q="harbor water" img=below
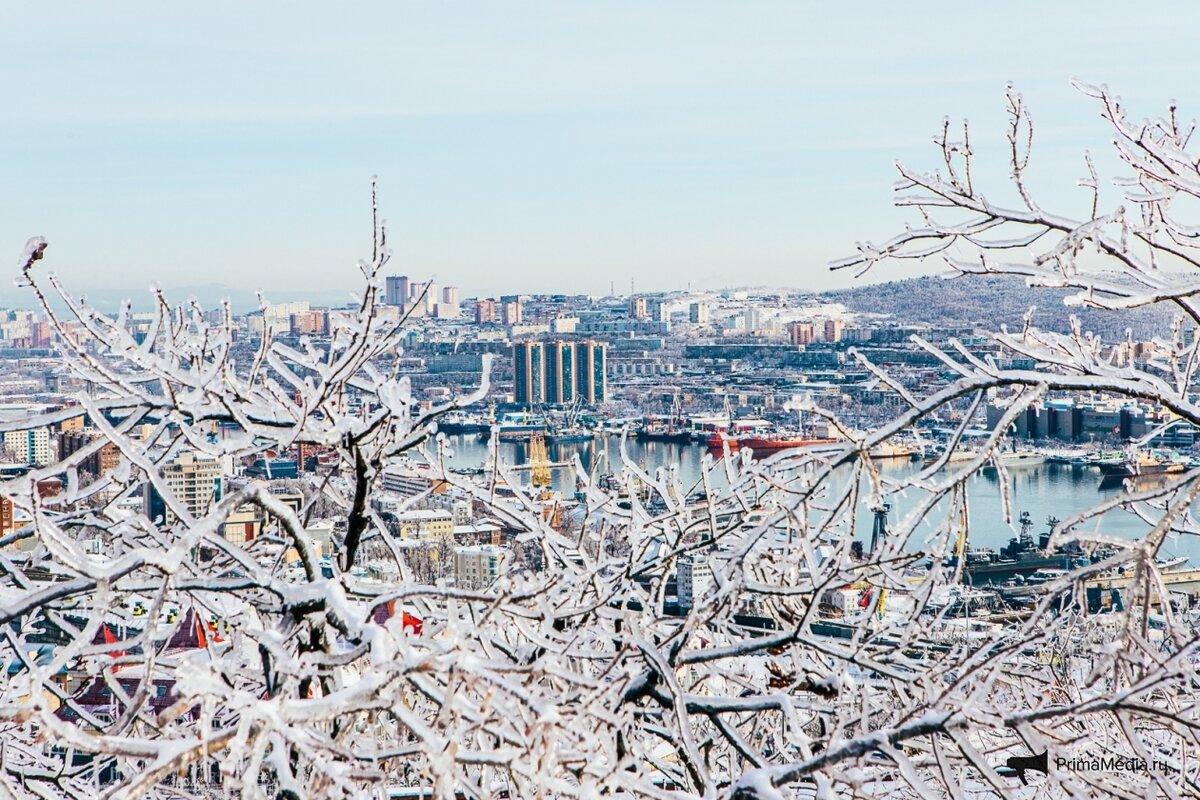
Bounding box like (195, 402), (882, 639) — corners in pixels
(435, 434), (1199, 565)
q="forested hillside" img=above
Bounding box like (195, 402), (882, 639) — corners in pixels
(824, 273), (1177, 338)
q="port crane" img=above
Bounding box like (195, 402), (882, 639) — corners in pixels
(528, 432), (552, 488)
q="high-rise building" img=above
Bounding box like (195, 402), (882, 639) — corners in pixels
(385, 276), (409, 308)
(289, 310), (328, 336)
(824, 319), (844, 343)
(3, 427), (52, 466)
(689, 302), (709, 324)
(574, 340), (607, 405)
(501, 300), (523, 326)
(647, 299), (668, 322)
(143, 451), (224, 526)
(436, 285), (460, 319)
(475, 299), (498, 324)
(545, 341), (576, 405)
(408, 281), (432, 316)
(788, 321), (815, 346)
(677, 553), (713, 610)
(513, 341), (546, 406)
(59, 429), (120, 476)
(628, 297), (648, 320)
(253, 301), (311, 336)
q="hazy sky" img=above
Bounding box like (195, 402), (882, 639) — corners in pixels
(4, 2), (1200, 300)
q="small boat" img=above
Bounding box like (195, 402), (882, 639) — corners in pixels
(870, 441), (923, 460)
(1025, 567), (1068, 586)
(993, 450), (1046, 468)
(546, 427), (593, 445)
(923, 447), (979, 465)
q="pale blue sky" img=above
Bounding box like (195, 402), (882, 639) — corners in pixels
(3, 2), (1199, 299)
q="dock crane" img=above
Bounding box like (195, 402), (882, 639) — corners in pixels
(528, 432), (552, 488)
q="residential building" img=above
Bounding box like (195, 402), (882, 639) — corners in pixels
(0, 496), (11, 537)
(677, 553), (714, 611)
(513, 341), (546, 406)
(289, 310), (327, 336)
(395, 509), (454, 540)
(143, 451), (224, 526)
(3, 427), (52, 466)
(385, 275), (409, 308)
(788, 321), (816, 346)
(824, 319), (845, 343)
(58, 429), (120, 476)
(222, 489), (304, 548)
(574, 340), (608, 405)
(455, 544), (507, 589)
(475, 298), (498, 324)
(380, 469), (448, 497)
(501, 300), (523, 326)
(408, 282), (432, 316)
(544, 340), (576, 405)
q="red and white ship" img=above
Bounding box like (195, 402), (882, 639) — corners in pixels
(705, 431), (838, 452)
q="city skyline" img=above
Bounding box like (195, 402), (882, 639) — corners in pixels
(7, 3), (1200, 298)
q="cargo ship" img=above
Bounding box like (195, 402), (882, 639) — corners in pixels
(435, 413), (491, 435)
(636, 394), (694, 443)
(635, 425), (694, 444)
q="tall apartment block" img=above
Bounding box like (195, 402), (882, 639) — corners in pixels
(512, 339), (607, 406)
(788, 321), (816, 346)
(475, 298), (498, 324)
(143, 451), (224, 526)
(385, 275), (409, 308)
(545, 341), (576, 405)
(501, 300), (523, 326)
(513, 341), (545, 406)
(574, 340), (607, 405)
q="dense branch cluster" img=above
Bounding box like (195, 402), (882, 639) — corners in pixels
(3, 86), (1200, 799)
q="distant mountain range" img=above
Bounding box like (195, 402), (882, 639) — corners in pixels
(822, 273), (1178, 339)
